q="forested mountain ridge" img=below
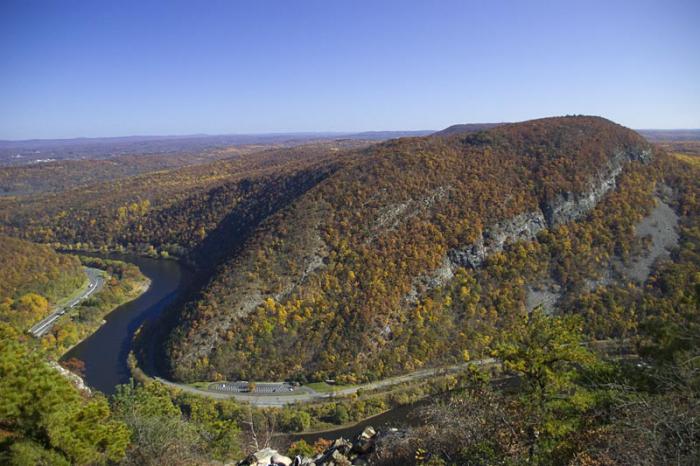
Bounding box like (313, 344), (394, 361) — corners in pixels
(0, 140), (366, 262)
(162, 116), (660, 383)
(432, 122), (505, 136)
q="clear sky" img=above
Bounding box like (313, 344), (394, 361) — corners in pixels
(1, 0), (699, 139)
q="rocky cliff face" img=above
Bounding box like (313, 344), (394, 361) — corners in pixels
(448, 210), (548, 269)
(448, 146), (653, 269)
(541, 148), (651, 226)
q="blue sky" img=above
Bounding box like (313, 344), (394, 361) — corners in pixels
(1, 0), (699, 139)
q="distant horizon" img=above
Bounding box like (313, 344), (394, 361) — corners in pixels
(0, 128), (437, 144)
(2, 124), (700, 144)
(4, 120), (700, 143)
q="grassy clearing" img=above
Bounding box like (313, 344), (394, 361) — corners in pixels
(305, 381), (354, 393)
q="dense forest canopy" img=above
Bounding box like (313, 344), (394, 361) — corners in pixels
(0, 235), (85, 330)
(0, 235), (83, 302)
(0, 140), (370, 262)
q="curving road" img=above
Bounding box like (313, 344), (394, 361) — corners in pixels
(154, 358), (496, 407)
(29, 267), (105, 337)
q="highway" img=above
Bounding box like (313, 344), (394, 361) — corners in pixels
(154, 358), (497, 407)
(29, 267), (105, 337)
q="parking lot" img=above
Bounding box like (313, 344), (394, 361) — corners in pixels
(208, 381), (297, 394)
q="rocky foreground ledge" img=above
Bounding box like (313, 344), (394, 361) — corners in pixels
(237, 426), (389, 466)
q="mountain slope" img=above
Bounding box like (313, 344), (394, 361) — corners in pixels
(0, 235), (83, 303)
(163, 116), (656, 382)
(0, 235), (84, 329)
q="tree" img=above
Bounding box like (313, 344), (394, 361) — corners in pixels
(287, 439), (315, 458)
(495, 308), (596, 462)
(4, 440), (71, 466)
(179, 393), (242, 461)
(112, 381), (202, 466)
(332, 403), (350, 424)
(45, 397), (130, 465)
(0, 323), (129, 465)
(278, 410), (311, 432)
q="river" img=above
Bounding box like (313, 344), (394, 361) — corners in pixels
(62, 253), (194, 395)
(62, 253), (428, 440)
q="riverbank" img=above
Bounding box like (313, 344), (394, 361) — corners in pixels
(42, 255), (150, 358)
(28, 266), (103, 337)
(285, 401), (424, 444)
(56, 242), (186, 262)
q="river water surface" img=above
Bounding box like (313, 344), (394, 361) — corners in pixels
(63, 254), (193, 395)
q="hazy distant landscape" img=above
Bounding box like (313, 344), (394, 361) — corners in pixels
(0, 130), (432, 165)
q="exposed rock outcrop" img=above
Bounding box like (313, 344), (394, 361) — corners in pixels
(238, 427), (381, 466)
(50, 361), (91, 393)
(237, 448), (292, 466)
(525, 284), (561, 315)
(449, 210), (548, 269)
(622, 195), (679, 282)
(407, 144), (653, 305)
(448, 146), (652, 270)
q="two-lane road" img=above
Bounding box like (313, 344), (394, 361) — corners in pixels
(154, 358), (497, 407)
(29, 267), (105, 337)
